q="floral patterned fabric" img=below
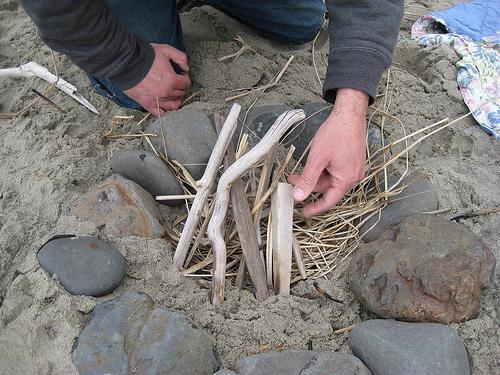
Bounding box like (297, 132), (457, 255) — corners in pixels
(412, 6), (500, 139)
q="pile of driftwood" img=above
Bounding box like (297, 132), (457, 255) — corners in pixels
(161, 97), (471, 305)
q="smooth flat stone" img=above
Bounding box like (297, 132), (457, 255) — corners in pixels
(360, 173), (438, 242)
(71, 174), (164, 238)
(349, 320), (471, 375)
(37, 236), (126, 297)
(349, 215), (496, 323)
(143, 108), (217, 180)
(227, 349), (371, 375)
(72, 290), (219, 375)
(111, 150), (183, 206)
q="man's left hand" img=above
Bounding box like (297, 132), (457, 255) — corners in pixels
(288, 88), (368, 217)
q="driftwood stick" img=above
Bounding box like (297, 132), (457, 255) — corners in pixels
(450, 206), (500, 221)
(253, 147), (277, 246)
(235, 260), (247, 289)
(292, 234), (307, 280)
(271, 183), (294, 296)
(215, 113), (268, 300)
(173, 103), (241, 268)
(208, 110), (306, 304)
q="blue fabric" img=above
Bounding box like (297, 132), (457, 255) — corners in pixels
(90, 0), (326, 110)
(429, 0), (500, 41)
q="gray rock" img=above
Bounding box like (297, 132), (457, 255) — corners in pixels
(213, 370), (238, 375)
(111, 150), (183, 206)
(360, 173), (438, 242)
(71, 174), (164, 238)
(349, 215), (496, 323)
(238, 104), (292, 148)
(73, 290), (219, 375)
(288, 101), (330, 157)
(37, 236), (126, 297)
(227, 349), (371, 375)
(143, 108), (217, 180)
(349, 319), (471, 375)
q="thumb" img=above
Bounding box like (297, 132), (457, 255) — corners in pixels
(290, 156), (325, 202)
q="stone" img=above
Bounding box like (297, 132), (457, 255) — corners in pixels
(111, 149), (183, 206)
(360, 173), (438, 242)
(288, 101), (330, 157)
(349, 215), (496, 323)
(237, 104), (292, 148)
(37, 236), (126, 297)
(143, 108), (217, 180)
(72, 290), (219, 375)
(71, 174), (164, 238)
(225, 349), (371, 375)
(213, 370), (238, 375)
(348, 319), (471, 375)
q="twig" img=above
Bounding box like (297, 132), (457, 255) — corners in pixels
(333, 325), (355, 335)
(173, 103), (242, 269)
(451, 207), (500, 221)
(225, 55), (295, 101)
(30, 88), (66, 113)
(156, 194), (196, 201)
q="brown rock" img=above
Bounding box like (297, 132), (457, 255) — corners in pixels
(348, 215), (495, 323)
(71, 175), (164, 238)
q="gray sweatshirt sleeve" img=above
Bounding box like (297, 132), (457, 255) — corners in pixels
(323, 0), (404, 103)
(19, 0), (154, 90)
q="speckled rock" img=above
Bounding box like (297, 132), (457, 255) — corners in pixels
(37, 236), (125, 297)
(72, 290), (219, 375)
(221, 350), (371, 375)
(143, 108), (217, 180)
(349, 320), (470, 375)
(238, 104), (292, 147)
(71, 174), (164, 238)
(111, 149), (183, 206)
(360, 173), (438, 242)
(349, 215), (496, 323)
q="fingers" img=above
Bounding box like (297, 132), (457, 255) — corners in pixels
(290, 155), (326, 202)
(155, 43), (189, 72)
(144, 99), (182, 117)
(288, 172), (330, 194)
(172, 74), (191, 90)
(302, 186), (348, 217)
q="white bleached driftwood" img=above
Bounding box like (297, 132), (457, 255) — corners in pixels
(173, 103), (242, 268)
(208, 109), (305, 305)
(271, 183), (294, 296)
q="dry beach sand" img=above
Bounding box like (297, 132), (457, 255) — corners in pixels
(0, 0), (498, 374)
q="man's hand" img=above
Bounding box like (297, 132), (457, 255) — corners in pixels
(125, 43), (191, 116)
(288, 88), (368, 217)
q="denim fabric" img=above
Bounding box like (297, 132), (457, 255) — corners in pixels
(91, 0), (326, 109)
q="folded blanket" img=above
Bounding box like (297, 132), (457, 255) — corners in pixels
(412, 0), (499, 139)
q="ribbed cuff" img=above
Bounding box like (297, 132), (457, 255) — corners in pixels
(109, 41), (155, 90)
(323, 47), (388, 105)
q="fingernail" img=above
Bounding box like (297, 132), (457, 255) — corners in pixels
(293, 187), (306, 200)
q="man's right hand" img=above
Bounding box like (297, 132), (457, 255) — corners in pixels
(125, 43), (191, 116)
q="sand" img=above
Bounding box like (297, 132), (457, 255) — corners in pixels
(0, 1), (498, 374)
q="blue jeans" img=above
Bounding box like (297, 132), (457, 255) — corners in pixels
(90, 0), (326, 110)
